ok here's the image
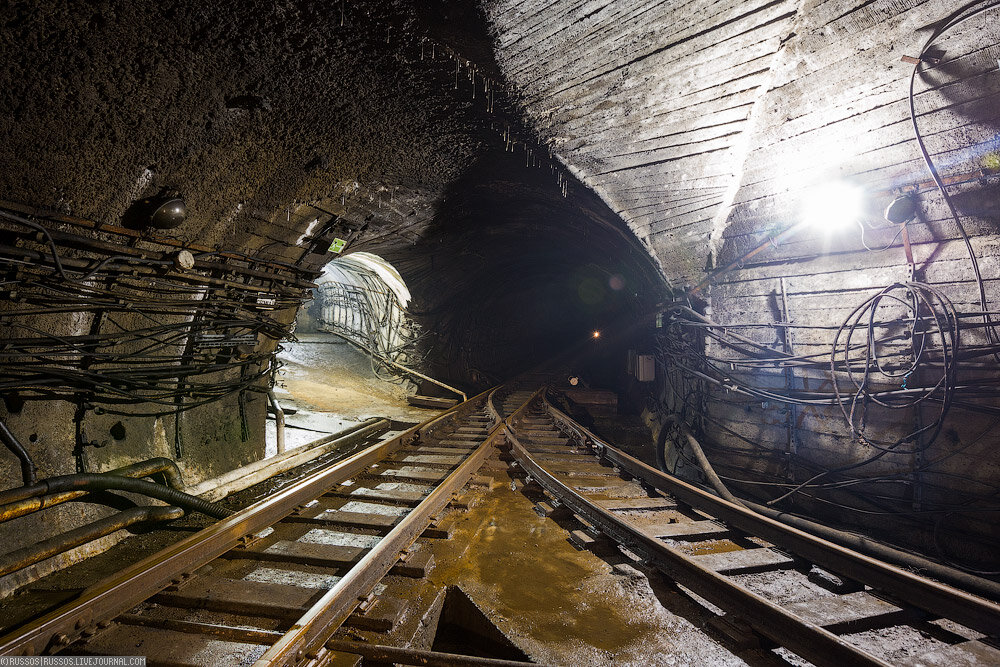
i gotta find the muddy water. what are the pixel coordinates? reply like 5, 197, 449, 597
429, 480, 750, 666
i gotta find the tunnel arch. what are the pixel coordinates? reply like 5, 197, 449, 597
308, 252, 419, 369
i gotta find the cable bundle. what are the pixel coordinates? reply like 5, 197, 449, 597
831, 282, 959, 454
0, 209, 308, 415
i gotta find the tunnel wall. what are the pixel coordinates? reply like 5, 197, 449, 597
0, 0, 487, 588
488, 0, 1000, 563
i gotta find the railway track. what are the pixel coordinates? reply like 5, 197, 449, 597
0, 386, 537, 666
503, 388, 1000, 667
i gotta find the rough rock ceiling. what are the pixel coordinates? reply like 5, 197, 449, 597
0, 0, 664, 385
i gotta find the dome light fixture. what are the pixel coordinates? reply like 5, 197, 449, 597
149, 197, 187, 229
884, 194, 918, 225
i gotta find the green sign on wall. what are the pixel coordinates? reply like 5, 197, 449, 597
329, 238, 347, 253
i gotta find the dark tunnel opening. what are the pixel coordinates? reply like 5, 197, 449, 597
365, 147, 667, 390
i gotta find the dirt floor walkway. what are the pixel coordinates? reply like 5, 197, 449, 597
268, 334, 439, 454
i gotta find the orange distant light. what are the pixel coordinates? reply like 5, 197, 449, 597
592, 330, 601, 339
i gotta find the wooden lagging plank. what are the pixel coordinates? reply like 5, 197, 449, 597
72, 625, 269, 667
408, 446, 479, 455
234, 539, 433, 578
327, 488, 425, 505
378, 468, 448, 484
400, 454, 465, 466
570, 480, 650, 498
900, 640, 1000, 666
284, 510, 398, 531
392, 548, 435, 578
541, 462, 618, 477
237, 540, 365, 569
525, 444, 586, 454
344, 595, 407, 632
422, 517, 456, 539
641, 519, 731, 541
432, 440, 481, 449
526, 436, 571, 446
528, 450, 590, 461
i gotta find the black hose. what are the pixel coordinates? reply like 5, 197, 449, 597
0, 475, 231, 519
0, 420, 37, 486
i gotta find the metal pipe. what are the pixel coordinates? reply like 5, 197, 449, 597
0, 457, 186, 508
0, 491, 83, 524
671, 417, 745, 507
0, 505, 183, 578
0, 457, 185, 523
325, 640, 547, 667
0, 420, 37, 486
266, 389, 286, 455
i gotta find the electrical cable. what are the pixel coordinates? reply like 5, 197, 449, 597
908, 0, 1000, 361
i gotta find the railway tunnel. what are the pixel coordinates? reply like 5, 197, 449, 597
1, 0, 1000, 664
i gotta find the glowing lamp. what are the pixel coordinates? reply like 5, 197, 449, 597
592, 331, 601, 339
799, 181, 864, 233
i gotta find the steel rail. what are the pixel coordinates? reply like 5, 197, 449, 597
255, 397, 505, 665
541, 395, 1000, 639
485, 385, 508, 423
0, 387, 494, 657
505, 420, 890, 666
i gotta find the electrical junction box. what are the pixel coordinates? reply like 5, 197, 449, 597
637, 355, 655, 382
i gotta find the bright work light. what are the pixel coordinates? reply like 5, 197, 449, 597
799, 181, 865, 233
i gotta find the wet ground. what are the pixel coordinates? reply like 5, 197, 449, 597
430, 481, 754, 666
346, 459, 789, 667
266, 334, 438, 454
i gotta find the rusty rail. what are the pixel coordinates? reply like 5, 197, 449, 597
504, 392, 1000, 667
542, 396, 1000, 638
0, 386, 496, 657
255, 402, 506, 664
